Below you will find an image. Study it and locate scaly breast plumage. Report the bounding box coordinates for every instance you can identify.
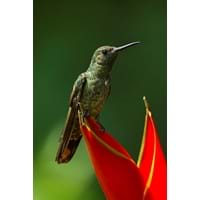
[81,78,109,116]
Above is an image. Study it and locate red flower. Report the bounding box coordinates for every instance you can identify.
[137,97,167,200]
[78,97,166,200]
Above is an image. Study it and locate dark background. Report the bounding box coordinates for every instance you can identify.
[34,0,166,199]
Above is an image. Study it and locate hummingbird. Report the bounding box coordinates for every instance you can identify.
[55,41,140,164]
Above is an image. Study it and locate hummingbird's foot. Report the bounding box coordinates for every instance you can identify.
[77,103,90,117]
[82,110,90,118]
[77,103,90,118]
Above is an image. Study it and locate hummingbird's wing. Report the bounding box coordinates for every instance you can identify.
[55,73,86,164]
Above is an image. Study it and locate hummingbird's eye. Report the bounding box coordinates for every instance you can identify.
[102,49,108,55]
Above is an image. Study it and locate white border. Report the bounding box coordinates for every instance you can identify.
[168,0,200,199]
[0,0,33,199]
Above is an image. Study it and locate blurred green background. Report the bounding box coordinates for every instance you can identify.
[34,0,166,199]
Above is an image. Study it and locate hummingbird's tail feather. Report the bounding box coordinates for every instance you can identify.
[58,133,82,163]
[55,105,82,164]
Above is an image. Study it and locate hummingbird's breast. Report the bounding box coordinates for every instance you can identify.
[81,73,110,118]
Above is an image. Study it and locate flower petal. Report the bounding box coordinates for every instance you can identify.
[137,97,167,200]
[79,115,144,200]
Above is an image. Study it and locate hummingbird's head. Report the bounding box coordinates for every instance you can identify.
[92,46,118,67]
[89,42,140,74]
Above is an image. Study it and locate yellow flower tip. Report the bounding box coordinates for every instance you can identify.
[143,96,152,117]
[143,96,149,110]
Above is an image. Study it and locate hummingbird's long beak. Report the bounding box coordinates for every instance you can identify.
[114,41,141,52]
